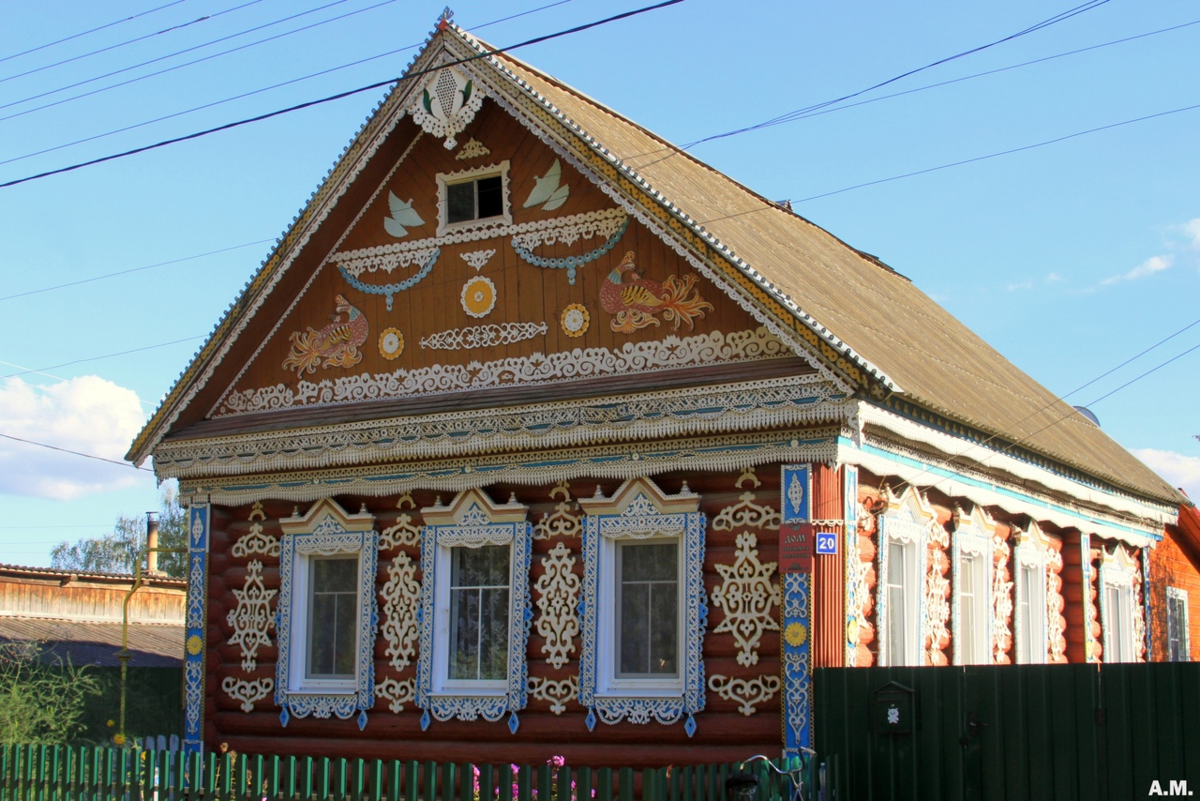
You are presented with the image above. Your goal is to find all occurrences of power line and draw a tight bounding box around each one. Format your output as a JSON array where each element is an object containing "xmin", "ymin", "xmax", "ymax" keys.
[
  {"xmin": 0, "ymin": 336, "xmax": 204, "ymax": 380},
  {"xmin": 0, "ymin": 0, "xmax": 191, "ymax": 67},
  {"xmin": 0, "ymin": 0, "xmax": 686, "ymax": 190},
  {"xmin": 0, "ymin": 239, "xmax": 272, "ymax": 302},
  {"xmin": 0, "ymin": 0, "xmax": 267, "ymax": 86},
  {"xmin": 0, "ymin": 0, "xmax": 384, "ymax": 120},
  {"xmin": 0, "ymin": 0, "xmax": 578, "ymax": 169},
  {"xmin": 0, "ymin": 432, "xmax": 150, "ymax": 471}
]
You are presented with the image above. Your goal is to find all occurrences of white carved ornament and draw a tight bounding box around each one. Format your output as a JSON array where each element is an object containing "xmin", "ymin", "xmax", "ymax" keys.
[
  {"xmin": 408, "ymin": 66, "xmax": 483, "ymax": 149},
  {"xmin": 379, "ymin": 494, "xmax": 421, "ymax": 550},
  {"xmin": 533, "ymin": 481, "xmax": 581, "ymax": 540},
  {"xmin": 375, "ymin": 677, "xmax": 416, "ymax": 713},
  {"xmin": 420, "ymin": 322, "xmax": 548, "ymax": 351},
  {"xmin": 992, "ymin": 530, "xmax": 1014, "ymax": 663},
  {"xmin": 460, "ymin": 248, "xmax": 495, "ymax": 271},
  {"xmin": 456, "ymin": 138, "xmax": 490, "ymax": 160},
  {"xmin": 380, "ymin": 551, "xmax": 420, "ymax": 672},
  {"xmin": 226, "ymin": 559, "xmax": 276, "ymax": 673},
  {"xmin": 231, "ymin": 501, "xmax": 280, "ymax": 558},
  {"xmin": 528, "ymin": 675, "xmax": 577, "ymax": 715},
  {"xmin": 1047, "ymin": 547, "xmax": 1067, "ymax": 662},
  {"xmin": 707, "ymin": 674, "xmax": 781, "ymax": 716},
  {"xmin": 534, "ymin": 541, "xmax": 580, "ymax": 669},
  {"xmin": 711, "ymin": 492, "xmax": 781, "ymax": 532},
  {"xmin": 925, "ymin": 521, "xmax": 951, "ymax": 665},
  {"xmin": 711, "ymin": 531, "xmax": 779, "ymax": 667},
  {"xmin": 221, "ymin": 677, "xmax": 274, "ymax": 713}
]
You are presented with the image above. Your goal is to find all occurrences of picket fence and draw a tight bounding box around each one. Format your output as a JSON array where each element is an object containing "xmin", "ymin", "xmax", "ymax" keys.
[{"xmin": 0, "ymin": 745, "xmax": 810, "ymax": 801}]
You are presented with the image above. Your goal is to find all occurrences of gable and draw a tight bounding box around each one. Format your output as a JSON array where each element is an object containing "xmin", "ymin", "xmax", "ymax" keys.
[{"xmin": 201, "ymin": 97, "xmax": 812, "ymax": 422}]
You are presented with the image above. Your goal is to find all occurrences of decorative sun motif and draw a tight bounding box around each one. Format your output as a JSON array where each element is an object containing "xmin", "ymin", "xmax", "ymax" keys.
[
  {"xmin": 186, "ymin": 634, "xmax": 203, "ymax": 656},
  {"xmin": 379, "ymin": 328, "xmax": 405, "ymax": 360},
  {"xmin": 560, "ymin": 303, "xmax": 589, "ymax": 337},
  {"xmin": 784, "ymin": 621, "xmax": 807, "ymax": 647},
  {"xmin": 461, "ymin": 276, "xmax": 497, "ymax": 318}
]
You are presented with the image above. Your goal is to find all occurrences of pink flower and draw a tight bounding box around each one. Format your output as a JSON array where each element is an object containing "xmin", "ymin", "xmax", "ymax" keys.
[{"xmin": 549, "ymin": 756, "xmax": 566, "ymax": 768}]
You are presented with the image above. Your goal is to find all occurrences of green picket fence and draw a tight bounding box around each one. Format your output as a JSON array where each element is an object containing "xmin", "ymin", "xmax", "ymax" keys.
[{"xmin": 0, "ymin": 745, "xmax": 811, "ymax": 801}]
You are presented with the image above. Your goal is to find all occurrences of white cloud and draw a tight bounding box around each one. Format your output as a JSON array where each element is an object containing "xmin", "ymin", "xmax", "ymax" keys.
[
  {"xmin": 1130, "ymin": 448, "xmax": 1200, "ymax": 501},
  {"xmin": 1179, "ymin": 217, "xmax": 1200, "ymax": 249},
  {"xmin": 1006, "ymin": 273, "xmax": 1063, "ymax": 292},
  {"xmin": 0, "ymin": 376, "xmax": 147, "ymax": 499},
  {"xmin": 1101, "ymin": 254, "xmax": 1174, "ymax": 286}
]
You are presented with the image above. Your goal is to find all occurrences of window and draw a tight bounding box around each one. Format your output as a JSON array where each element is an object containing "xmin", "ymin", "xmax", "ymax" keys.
[
  {"xmin": 1105, "ymin": 584, "xmax": 1134, "ymax": 662},
  {"xmin": 878, "ymin": 490, "xmax": 930, "ymax": 667},
  {"xmin": 416, "ymin": 489, "xmax": 532, "ymax": 729},
  {"xmin": 1099, "ymin": 546, "xmax": 1143, "ymax": 663},
  {"xmin": 1016, "ymin": 563, "xmax": 1045, "ymax": 664},
  {"xmin": 952, "ymin": 508, "xmax": 994, "ymax": 666},
  {"xmin": 436, "ymin": 162, "xmax": 511, "ymax": 234},
  {"xmin": 1166, "ymin": 587, "xmax": 1190, "ymax": 662},
  {"xmin": 276, "ymin": 499, "xmax": 378, "ymax": 727},
  {"xmin": 578, "ymin": 478, "xmax": 706, "ymax": 733}
]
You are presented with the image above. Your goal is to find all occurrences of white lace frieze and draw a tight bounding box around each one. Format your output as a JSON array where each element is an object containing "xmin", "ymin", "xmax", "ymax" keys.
[
  {"xmin": 707, "ymin": 674, "xmax": 780, "ymax": 716},
  {"xmin": 231, "ymin": 501, "xmax": 279, "ymax": 558},
  {"xmin": 533, "ymin": 481, "xmax": 581, "ymax": 540},
  {"xmin": 221, "ymin": 677, "xmax": 274, "ymax": 713},
  {"xmin": 420, "ymin": 322, "xmax": 547, "ymax": 351},
  {"xmin": 407, "ymin": 65, "xmax": 483, "ymax": 149},
  {"xmin": 226, "ymin": 559, "xmax": 276, "ymax": 673},
  {"xmin": 380, "ymin": 551, "xmax": 420, "ymax": 672},
  {"xmin": 711, "ymin": 532, "xmax": 779, "ymax": 667},
  {"xmin": 216, "ymin": 328, "xmax": 788, "ymax": 416},
  {"xmin": 534, "ymin": 542, "xmax": 580, "ymax": 669},
  {"xmin": 523, "ymin": 159, "xmax": 570, "ymax": 211}
]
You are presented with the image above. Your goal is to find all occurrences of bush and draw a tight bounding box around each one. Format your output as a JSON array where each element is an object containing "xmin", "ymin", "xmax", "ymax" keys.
[{"xmin": 0, "ymin": 641, "xmax": 100, "ymax": 744}]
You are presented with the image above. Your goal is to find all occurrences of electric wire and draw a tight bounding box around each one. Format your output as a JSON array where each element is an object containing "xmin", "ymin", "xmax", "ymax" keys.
[
  {"xmin": 0, "ymin": 0, "xmax": 267, "ymax": 86},
  {"xmin": 0, "ymin": 336, "xmax": 205, "ymax": 380},
  {"xmin": 0, "ymin": 0, "xmax": 190, "ymax": 67},
  {"xmin": 0, "ymin": 0, "xmax": 383, "ymax": 120},
  {"xmin": 0, "ymin": 432, "xmax": 151, "ymax": 471},
  {"xmin": 0, "ymin": 0, "xmax": 579, "ymax": 169},
  {"xmin": 0, "ymin": 0, "xmax": 686, "ymax": 190}
]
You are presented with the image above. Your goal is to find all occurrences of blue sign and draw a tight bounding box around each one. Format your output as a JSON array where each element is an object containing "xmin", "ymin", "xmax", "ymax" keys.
[{"xmin": 815, "ymin": 531, "xmax": 838, "ymax": 555}]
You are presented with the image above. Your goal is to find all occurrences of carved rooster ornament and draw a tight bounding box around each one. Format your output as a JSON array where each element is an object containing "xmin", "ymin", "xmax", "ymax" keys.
[
  {"xmin": 282, "ymin": 294, "xmax": 369, "ymax": 375},
  {"xmin": 599, "ymin": 251, "xmax": 713, "ymax": 334}
]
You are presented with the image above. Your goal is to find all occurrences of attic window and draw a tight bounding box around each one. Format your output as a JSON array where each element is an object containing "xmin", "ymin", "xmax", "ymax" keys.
[{"xmin": 437, "ymin": 162, "xmax": 511, "ymax": 235}]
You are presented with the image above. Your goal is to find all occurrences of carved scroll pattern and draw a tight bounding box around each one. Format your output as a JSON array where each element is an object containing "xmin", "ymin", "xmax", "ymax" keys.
[
  {"xmin": 925, "ymin": 523, "xmax": 951, "ymax": 666},
  {"xmin": 991, "ymin": 530, "xmax": 1014, "ymax": 664},
  {"xmin": 1046, "ymin": 546, "xmax": 1067, "ymax": 663},
  {"xmin": 226, "ymin": 560, "xmax": 276, "ymax": 673},
  {"xmin": 379, "ymin": 494, "xmax": 421, "ymax": 550},
  {"xmin": 534, "ymin": 542, "xmax": 581, "ymax": 669},
  {"xmin": 533, "ymin": 481, "xmax": 580, "ymax": 539},
  {"xmin": 380, "ymin": 551, "xmax": 421, "ymax": 672},
  {"xmin": 375, "ymin": 677, "xmax": 416, "ymax": 713},
  {"xmin": 528, "ymin": 675, "xmax": 578, "ymax": 715},
  {"xmin": 231, "ymin": 501, "xmax": 279, "ymax": 558},
  {"xmin": 707, "ymin": 674, "xmax": 781, "ymax": 716},
  {"xmin": 711, "ymin": 492, "xmax": 781, "ymax": 532},
  {"xmin": 711, "ymin": 531, "xmax": 779, "ymax": 666},
  {"xmin": 221, "ymin": 677, "xmax": 274, "ymax": 712}
]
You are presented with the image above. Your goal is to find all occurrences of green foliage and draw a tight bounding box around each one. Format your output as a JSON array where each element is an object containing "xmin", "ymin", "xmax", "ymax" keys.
[
  {"xmin": 0, "ymin": 642, "xmax": 100, "ymax": 745},
  {"xmin": 50, "ymin": 485, "xmax": 187, "ymax": 578}
]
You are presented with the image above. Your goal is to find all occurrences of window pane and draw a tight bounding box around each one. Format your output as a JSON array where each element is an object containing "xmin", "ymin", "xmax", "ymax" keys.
[
  {"xmin": 617, "ymin": 541, "xmax": 678, "ymax": 677},
  {"xmin": 447, "ymin": 181, "xmax": 475, "ymax": 223},
  {"xmin": 476, "ymin": 176, "xmax": 503, "ymax": 218},
  {"xmin": 1017, "ymin": 565, "xmax": 1036, "ymax": 664},
  {"xmin": 449, "ymin": 545, "xmax": 510, "ymax": 681},
  {"xmin": 887, "ymin": 541, "xmax": 912, "ymax": 665},
  {"xmin": 961, "ymin": 555, "xmax": 977, "ymax": 663},
  {"xmin": 308, "ymin": 556, "xmax": 358, "ymax": 678},
  {"xmin": 1167, "ymin": 595, "xmax": 1186, "ymax": 662}
]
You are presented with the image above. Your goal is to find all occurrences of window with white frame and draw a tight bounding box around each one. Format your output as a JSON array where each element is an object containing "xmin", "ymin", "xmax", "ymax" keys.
[
  {"xmin": 1166, "ymin": 587, "xmax": 1190, "ymax": 662},
  {"xmin": 953, "ymin": 507, "xmax": 994, "ymax": 666},
  {"xmin": 436, "ymin": 162, "xmax": 511, "ymax": 235},
  {"xmin": 416, "ymin": 489, "xmax": 532, "ymax": 731},
  {"xmin": 1099, "ymin": 546, "xmax": 1142, "ymax": 664},
  {"xmin": 578, "ymin": 478, "xmax": 706, "ymax": 734},
  {"xmin": 276, "ymin": 499, "xmax": 378, "ymax": 728},
  {"xmin": 878, "ymin": 490, "xmax": 930, "ymax": 667},
  {"xmin": 1013, "ymin": 524, "xmax": 1049, "ymax": 665}
]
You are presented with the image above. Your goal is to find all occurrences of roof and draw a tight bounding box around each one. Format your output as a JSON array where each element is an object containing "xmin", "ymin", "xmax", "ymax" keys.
[
  {"xmin": 0, "ymin": 563, "xmax": 185, "ymax": 588},
  {"xmin": 0, "ymin": 617, "xmax": 183, "ymax": 667},
  {"xmin": 128, "ymin": 23, "xmax": 1180, "ymax": 507}
]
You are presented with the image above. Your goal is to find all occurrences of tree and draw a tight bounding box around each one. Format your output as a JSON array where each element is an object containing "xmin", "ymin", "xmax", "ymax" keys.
[
  {"xmin": 50, "ymin": 485, "xmax": 188, "ymax": 578},
  {"xmin": 0, "ymin": 641, "xmax": 100, "ymax": 744}
]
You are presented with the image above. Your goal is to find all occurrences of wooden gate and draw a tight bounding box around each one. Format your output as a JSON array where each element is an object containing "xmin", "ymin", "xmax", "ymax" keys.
[{"xmin": 815, "ymin": 663, "xmax": 1200, "ymax": 800}]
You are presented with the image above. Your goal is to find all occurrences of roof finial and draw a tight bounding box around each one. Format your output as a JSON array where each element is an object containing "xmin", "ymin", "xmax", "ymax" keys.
[{"xmin": 437, "ymin": 7, "xmax": 454, "ymax": 30}]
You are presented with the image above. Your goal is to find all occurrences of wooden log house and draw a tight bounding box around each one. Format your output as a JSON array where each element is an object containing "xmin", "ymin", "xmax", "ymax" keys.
[{"xmin": 127, "ymin": 17, "xmax": 1188, "ymax": 766}]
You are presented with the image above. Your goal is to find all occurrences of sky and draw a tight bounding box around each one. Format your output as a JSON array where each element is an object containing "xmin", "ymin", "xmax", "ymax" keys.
[{"xmin": 1, "ymin": 0, "xmax": 1198, "ymax": 567}]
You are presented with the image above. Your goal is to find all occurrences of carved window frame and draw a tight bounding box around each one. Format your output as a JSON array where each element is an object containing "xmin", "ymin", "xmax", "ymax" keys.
[
  {"xmin": 1013, "ymin": 522, "xmax": 1050, "ymax": 665},
  {"xmin": 1099, "ymin": 546, "xmax": 1140, "ymax": 663},
  {"xmin": 275, "ymin": 499, "xmax": 378, "ymax": 729},
  {"xmin": 578, "ymin": 478, "xmax": 707, "ymax": 735},
  {"xmin": 416, "ymin": 489, "xmax": 532, "ymax": 732},
  {"xmin": 435, "ymin": 161, "xmax": 512, "ymax": 236},
  {"xmin": 1166, "ymin": 586, "xmax": 1190, "ymax": 662},
  {"xmin": 952, "ymin": 506, "xmax": 994, "ymax": 666},
  {"xmin": 877, "ymin": 488, "xmax": 930, "ymax": 667}
]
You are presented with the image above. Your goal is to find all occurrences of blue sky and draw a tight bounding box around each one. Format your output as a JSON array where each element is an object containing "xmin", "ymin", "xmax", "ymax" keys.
[{"xmin": 2, "ymin": 0, "xmax": 1198, "ymax": 566}]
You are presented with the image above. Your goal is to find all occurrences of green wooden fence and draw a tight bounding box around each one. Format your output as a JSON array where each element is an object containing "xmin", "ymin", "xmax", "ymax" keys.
[
  {"xmin": 815, "ymin": 662, "xmax": 1200, "ymax": 800},
  {"xmin": 0, "ymin": 745, "xmax": 810, "ymax": 801}
]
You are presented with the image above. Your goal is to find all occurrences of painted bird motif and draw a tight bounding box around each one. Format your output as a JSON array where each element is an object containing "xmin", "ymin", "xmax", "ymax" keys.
[
  {"xmin": 281, "ymin": 294, "xmax": 369, "ymax": 375},
  {"xmin": 600, "ymin": 251, "xmax": 714, "ymax": 334}
]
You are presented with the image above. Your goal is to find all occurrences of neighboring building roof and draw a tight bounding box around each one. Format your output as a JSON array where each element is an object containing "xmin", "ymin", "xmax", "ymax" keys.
[
  {"xmin": 0, "ymin": 563, "xmax": 185, "ymax": 587},
  {"xmin": 126, "ymin": 23, "xmax": 1179, "ymax": 507},
  {"xmin": 0, "ymin": 617, "xmax": 183, "ymax": 667}
]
